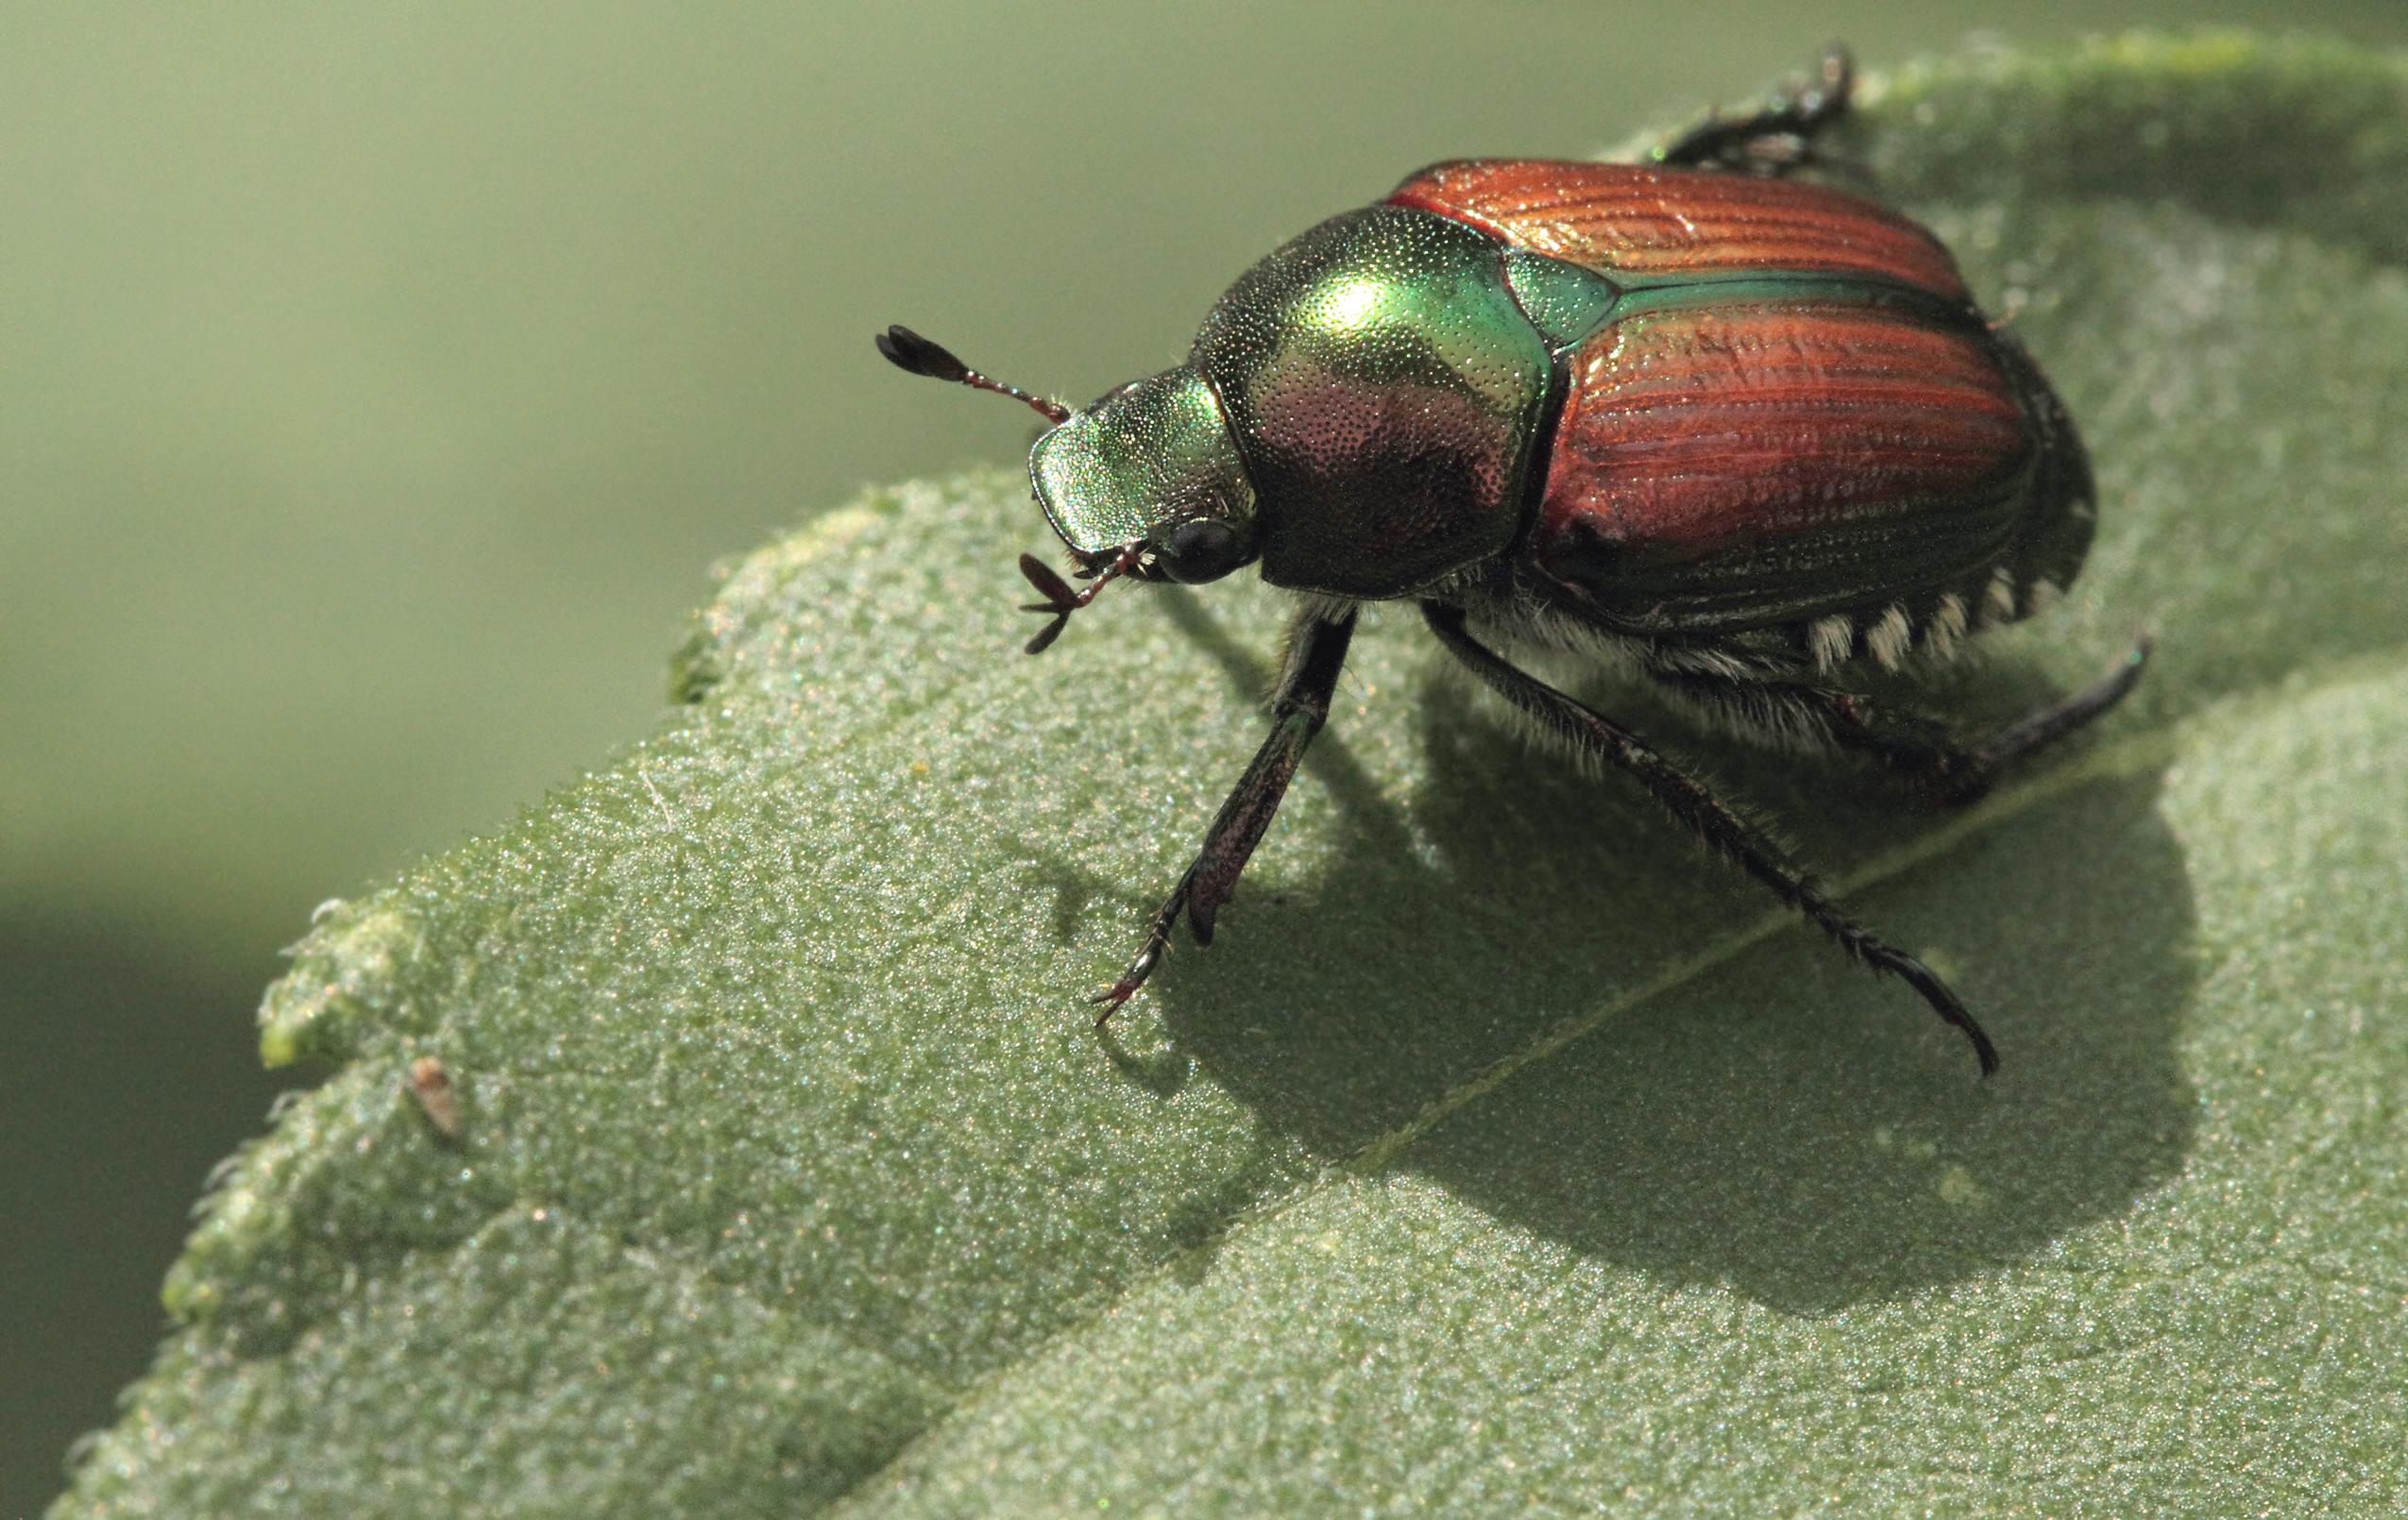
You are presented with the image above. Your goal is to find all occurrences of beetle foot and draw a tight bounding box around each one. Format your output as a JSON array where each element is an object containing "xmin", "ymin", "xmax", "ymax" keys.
[
  {"xmin": 1090, "ymin": 874, "xmax": 1194, "ymax": 1024},
  {"xmin": 1831, "ymin": 920, "xmax": 2000, "ymax": 1077},
  {"xmin": 1088, "ymin": 974, "xmax": 1145, "ymax": 1027},
  {"xmin": 1656, "ymin": 43, "xmax": 1857, "ymax": 175},
  {"xmin": 1090, "ymin": 938, "xmax": 1170, "ymax": 1027},
  {"xmin": 1961, "ymin": 634, "xmax": 2153, "ymax": 788}
]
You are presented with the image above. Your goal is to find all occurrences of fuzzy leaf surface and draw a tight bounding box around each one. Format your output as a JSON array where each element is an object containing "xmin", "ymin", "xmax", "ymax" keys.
[{"xmin": 57, "ymin": 35, "xmax": 2408, "ymax": 1518}]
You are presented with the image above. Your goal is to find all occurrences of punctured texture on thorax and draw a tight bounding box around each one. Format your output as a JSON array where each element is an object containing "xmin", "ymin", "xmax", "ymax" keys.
[{"xmin": 1194, "ymin": 205, "xmax": 1552, "ymax": 600}]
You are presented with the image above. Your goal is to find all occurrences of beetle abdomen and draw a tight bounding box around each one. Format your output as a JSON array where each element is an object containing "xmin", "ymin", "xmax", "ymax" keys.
[{"xmin": 1389, "ymin": 160, "xmax": 1968, "ymax": 298}]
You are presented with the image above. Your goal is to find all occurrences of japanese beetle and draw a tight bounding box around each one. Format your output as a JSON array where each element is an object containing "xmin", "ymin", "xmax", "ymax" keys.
[{"xmin": 877, "ymin": 47, "xmax": 2145, "ymax": 1076}]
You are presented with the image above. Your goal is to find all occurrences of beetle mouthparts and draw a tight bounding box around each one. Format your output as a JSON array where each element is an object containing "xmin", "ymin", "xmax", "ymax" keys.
[
  {"xmin": 1014, "ymin": 545, "xmax": 1141, "ymax": 656},
  {"xmin": 876, "ymin": 324, "xmax": 1072, "ymax": 426}
]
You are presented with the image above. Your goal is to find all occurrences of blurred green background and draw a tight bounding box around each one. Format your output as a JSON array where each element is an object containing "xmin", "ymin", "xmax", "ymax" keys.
[{"xmin": 5, "ymin": 2, "xmax": 2403, "ymax": 1511}]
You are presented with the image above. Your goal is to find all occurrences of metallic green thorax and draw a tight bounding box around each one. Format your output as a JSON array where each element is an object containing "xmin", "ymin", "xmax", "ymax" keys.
[
  {"xmin": 1026, "ymin": 206, "xmax": 1556, "ymax": 599},
  {"xmin": 1195, "ymin": 206, "xmax": 1552, "ymax": 598},
  {"xmin": 1029, "ymin": 368, "xmax": 1252, "ymax": 558}
]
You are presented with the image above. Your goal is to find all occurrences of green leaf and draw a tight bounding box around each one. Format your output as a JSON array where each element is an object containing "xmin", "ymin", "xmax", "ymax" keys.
[{"xmin": 56, "ymin": 33, "xmax": 2408, "ymax": 1517}]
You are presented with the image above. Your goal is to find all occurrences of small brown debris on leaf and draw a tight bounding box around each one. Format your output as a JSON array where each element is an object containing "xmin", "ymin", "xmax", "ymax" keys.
[{"xmin": 407, "ymin": 1056, "xmax": 461, "ymax": 1139}]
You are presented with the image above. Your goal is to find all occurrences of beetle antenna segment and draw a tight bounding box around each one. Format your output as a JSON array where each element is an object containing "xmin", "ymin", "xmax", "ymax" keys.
[
  {"xmin": 1016, "ymin": 545, "xmax": 1142, "ymax": 655},
  {"xmin": 876, "ymin": 324, "xmax": 1072, "ymax": 425}
]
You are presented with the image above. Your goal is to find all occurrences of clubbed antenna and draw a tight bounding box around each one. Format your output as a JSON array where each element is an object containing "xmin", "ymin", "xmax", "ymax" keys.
[{"xmin": 876, "ymin": 324, "xmax": 1071, "ymax": 426}]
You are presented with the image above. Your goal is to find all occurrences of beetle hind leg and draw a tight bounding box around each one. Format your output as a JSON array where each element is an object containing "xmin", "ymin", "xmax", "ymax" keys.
[
  {"xmin": 1644, "ymin": 637, "xmax": 2151, "ymax": 802},
  {"xmin": 1657, "ymin": 44, "xmax": 1855, "ymax": 175},
  {"xmin": 1425, "ymin": 601, "xmax": 1998, "ymax": 1076}
]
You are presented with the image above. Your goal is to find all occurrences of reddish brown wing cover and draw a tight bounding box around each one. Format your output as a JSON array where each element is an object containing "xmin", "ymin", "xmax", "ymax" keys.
[
  {"xmin": 1531, "ymin": 298, "xmax": 2033, "ymax": 631},
  {"xmin": 1388, "ymin": 160, "xmax": 1970, "ymax": 298}
]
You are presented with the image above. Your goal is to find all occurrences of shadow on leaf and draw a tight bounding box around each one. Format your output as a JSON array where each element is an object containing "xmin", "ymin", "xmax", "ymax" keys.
[{"xmin": 1149, "ymin": 661, "xmax": 2196, "ymax": 1315}]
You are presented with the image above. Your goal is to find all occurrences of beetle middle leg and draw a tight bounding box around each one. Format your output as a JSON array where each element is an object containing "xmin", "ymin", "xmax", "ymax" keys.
[
  {"xmin": 1423, "ymin": 600, "xmax": 1999, "ymax": 1075},
  {"xmin": 1657, "ymin": 43, "xmax": 1854, "ymax": 175},
  {"xmin": 1091, "ymin": 602, "xmax": 1358, "ymax": 1022},
  {"xmin": 1644, "ymin": 638, "xmax": 2151, "ymax": 802}
]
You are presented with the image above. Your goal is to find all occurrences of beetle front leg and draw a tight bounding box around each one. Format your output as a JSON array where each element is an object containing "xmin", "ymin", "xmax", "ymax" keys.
[
  {"xmin": 1091, "ymin": 603, "xmax": 1359, "ymax": 1023},
  {"xmin": 1424, "ymin": 601, "xmax": 1999, "ymax": 1076},
  {"xmin": 1657, "ymin": 43, "xmax": 1854, "ymax": 175}
]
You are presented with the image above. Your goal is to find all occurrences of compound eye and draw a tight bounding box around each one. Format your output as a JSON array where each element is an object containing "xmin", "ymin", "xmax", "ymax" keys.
[{"xmin": 1157, "ymin": 517, "xmax": 1247, "ymax": 584}]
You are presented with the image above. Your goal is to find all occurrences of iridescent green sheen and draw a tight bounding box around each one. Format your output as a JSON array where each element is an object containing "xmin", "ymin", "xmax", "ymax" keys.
[
  {"xmin": 1501, "ymin": 249, "xmax": 1622, "ymax": 349},
  {"xmin": 1606, "ymin": 271, "xmax": 1963, "ymax": 320},
  {"xmin": 1028, "ymin": 367, "xmax": 1253, "ymax": 557},
  {"xmin": 1194, "ymin": 206, "xmax": 1552, "ymax": 599}
]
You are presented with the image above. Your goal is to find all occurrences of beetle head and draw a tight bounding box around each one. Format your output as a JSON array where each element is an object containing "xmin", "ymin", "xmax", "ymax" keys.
[
  {"xmin": 878, "ymin": 326, "xmax": 1260, "ymax": 650},
  {"xmin": 1029, "ymin": 365, "xmax": 1258, "ymax": 586}
]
